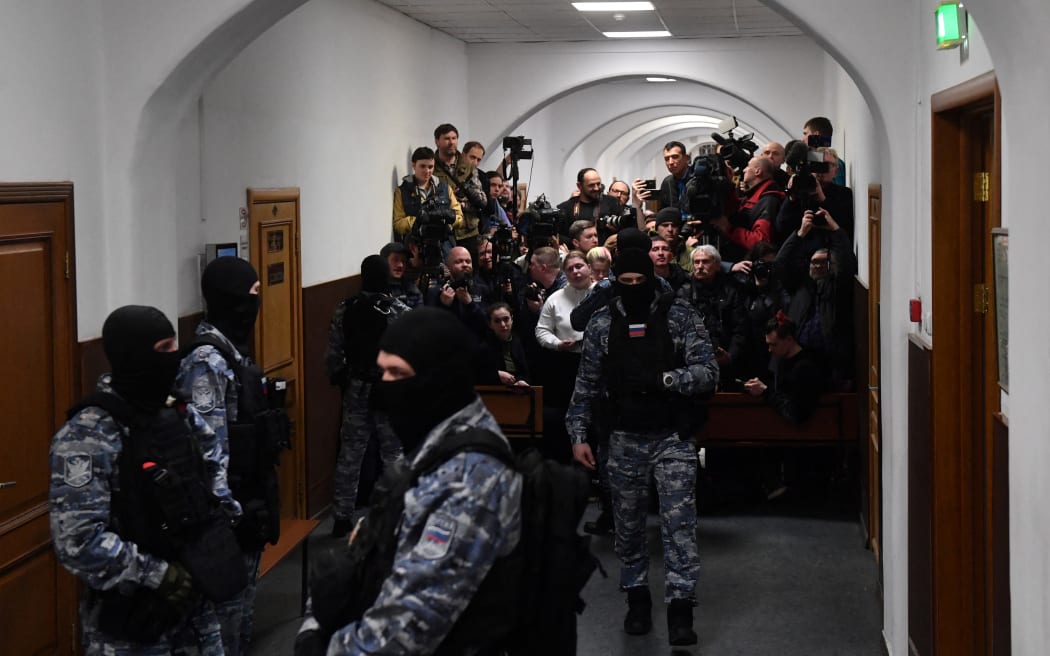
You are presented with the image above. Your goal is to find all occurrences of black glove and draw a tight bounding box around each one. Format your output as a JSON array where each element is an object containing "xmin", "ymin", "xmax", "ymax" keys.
[
  {"xmin": 156, "ymin": 562, "xmax": 195, "ymax": 614},
  {"xmin": 294, "ymin": 629, "xmax": 328, "ymax": 656}
]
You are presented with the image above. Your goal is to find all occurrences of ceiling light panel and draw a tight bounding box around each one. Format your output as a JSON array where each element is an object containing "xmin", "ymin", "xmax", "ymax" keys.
[
  {"xmin": 572, "ymin": 2, "xmax": 655, "ymax": 11},
  {"xmin": 603, "ymin": 30, "xmax": 672, "ymax": 38}
]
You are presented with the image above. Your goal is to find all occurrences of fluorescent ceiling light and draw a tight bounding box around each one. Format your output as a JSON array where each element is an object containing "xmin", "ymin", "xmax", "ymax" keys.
[
  {"xmin": 603, "ymin": 30, "xmax": 672, "ymax": 38},
  {"xmin": 646, "ymin": 76, "xmax": 677, "ymax": 82},
  {"xmin": 573, "ymin": 2, "xmax": 655, "ymax": 11}
]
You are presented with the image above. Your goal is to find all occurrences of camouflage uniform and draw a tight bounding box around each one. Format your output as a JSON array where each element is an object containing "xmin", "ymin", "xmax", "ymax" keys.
[
  {"xmin": 49, "ymin": 376, "xmax": 227, "ymax": 655},
  {"xmin": 175, "ymin": 322, "xmax": 257, "ymax": 656},
  {"xmin": 566, "ymin": 296, "xmax": 718, "ymax": 602},
  {"xmin": 325, "ymin": 296, "xmax": 410, "ymax": 521},
  {"xmin": 325, "ymin": 397, "xmax": 523, "ymax": 655}
]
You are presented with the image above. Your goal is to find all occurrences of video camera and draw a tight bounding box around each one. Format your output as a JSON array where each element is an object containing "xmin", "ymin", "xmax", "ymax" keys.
[
  {"xmin": 411, "ymin": 196, "xmax": 457, "ymax": 278},
  {"xmin": 519, "ymin": 194, "xmax": 560, "ymax": 251},
  {"xmin": 785, "ymin": 135, "xmax": 832, "ymax": 202},
  {"xmin": 682, "ymin": 153, "xmax": 734, "ymax": 227},
  {"xmin": 710, "ymin": 116, "xmax": 759, "ymax": 175},
  {"xmin": 503, "ymin": 135, "xmax": 533, "ymax": 161}
]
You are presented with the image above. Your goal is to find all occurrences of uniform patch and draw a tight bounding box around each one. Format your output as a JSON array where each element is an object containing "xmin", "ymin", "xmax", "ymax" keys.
[
  {"xmin": 191, "ymin": 377, "xmax": 218, "ymax": 413},
  {"xmin": 417, "ymin": 515, "xmax": 456, "ymax": 560},
  {"xmin": 628, "ymin": 323, "xmax": 646, "ymax": 338},
  {"xmin": 63, "ymin": 454, "xmax": 93, "ymax": 488}
]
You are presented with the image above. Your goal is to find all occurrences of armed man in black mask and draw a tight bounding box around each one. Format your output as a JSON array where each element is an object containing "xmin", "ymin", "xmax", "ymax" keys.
[
  {"xmin": 51, "ymin": 306, "xmax": 245, "ymax": 655},
  {"xmin": 177, "ymin": 256, "xmax": 290, "ymax": 656},
  {"xmin": 297, "ymin": 307, "xmax": 522, "ymax": 655},
  {"xmin": 566, "ymin": 248, "xmax": 718, "ymax": 647}
]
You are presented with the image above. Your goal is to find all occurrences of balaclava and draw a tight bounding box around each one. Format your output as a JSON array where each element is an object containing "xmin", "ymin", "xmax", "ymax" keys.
[
  {"xmin": 360, "ymin": 255, "xmax": 391, "ymax": 294},
  {"xmin": 201, "ymin": 256, "xmax": 260, "ymax": 353},
  {"xmin": 615, "ymin": 227, "xmax": 652, "ymax": 254},
  {"xmin": 376, "ymin": 307, "xmax": 478, "ymax": 454},
  {"xmin": 613, "ymin": 247, "xmax": 656, "ymax": 321},
  {"xmin": 103, "ymin": 305, "xmax": 180, "ymax": 411}
]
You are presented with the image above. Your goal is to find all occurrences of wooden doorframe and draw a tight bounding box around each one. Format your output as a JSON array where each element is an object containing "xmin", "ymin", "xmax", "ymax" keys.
[
  {"xmin": 246, "ymin": 187, "xmax": 306, "ymax": 518},
  {"xmin": 0, "ymin": 182, "xmax": 79, "ymax": 654},
  {"xmin": 929, "ymin": 71, "xmax": 1002, "ymax": 655},
  {"xmin": 866, "ymin": 183, "xmax": 882, "ymax": 568}
]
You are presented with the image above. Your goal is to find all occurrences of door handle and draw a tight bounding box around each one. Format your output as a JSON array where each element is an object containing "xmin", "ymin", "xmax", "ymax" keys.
[
  {"xmin": 0, "ymin": 481, "xmax": 16, "ymax": 489},
  {"xmin": 868, "ymin": 386, "xmax": 879, "ymax": 392}
]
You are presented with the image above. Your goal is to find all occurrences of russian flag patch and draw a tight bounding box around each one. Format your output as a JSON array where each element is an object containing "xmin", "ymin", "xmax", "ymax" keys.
[
  {"xmin": 628, "ymin": 323, "xmax": 646, "ymax": 338},
  {"xmin": 418, "ymin": 515, "xmax": 456, "ymax": 560}
]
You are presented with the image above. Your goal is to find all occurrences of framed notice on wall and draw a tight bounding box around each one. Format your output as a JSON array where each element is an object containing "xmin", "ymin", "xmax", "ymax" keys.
[{"xmin": 991, "ymin": 228, "xmax": 1008, "ymax": 392}]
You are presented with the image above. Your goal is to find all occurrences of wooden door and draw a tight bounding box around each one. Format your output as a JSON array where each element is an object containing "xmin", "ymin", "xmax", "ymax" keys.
[
  {"xmin": 0, "ymin": 184, "xmax": 78, "ymax": 654},
  {"xmin": 866, "ymin": 185, "xmax": 882, "ymax": 566},
  {"xmin": 248, "ymin": 189, "xmax": 305, "ymax": 519},
  {"xmin": 929, "ymin": 72, "xmax": 1003, "ymax": 656}
]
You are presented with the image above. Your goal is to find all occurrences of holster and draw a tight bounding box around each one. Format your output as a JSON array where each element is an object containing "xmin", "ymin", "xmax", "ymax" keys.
[{"xmin": 181, "ymin": 519, "xmax": 249, "ymax": 602}]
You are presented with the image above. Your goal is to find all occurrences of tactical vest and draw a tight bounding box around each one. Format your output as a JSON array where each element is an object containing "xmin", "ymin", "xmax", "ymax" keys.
[
  {"xmin": 341, "ymin": 293, "xmax": 396, "ymax": 381},
  {"xmin": 603, "ymin": 294, "xmax": 681, "ymax": 430},
  {"xmin": 191, "ymin": 335, "xmax": 290, "ymax": 552},
  {"xmin": 66, "ymin": 393, "xmax": 247, "ymax": 606}
]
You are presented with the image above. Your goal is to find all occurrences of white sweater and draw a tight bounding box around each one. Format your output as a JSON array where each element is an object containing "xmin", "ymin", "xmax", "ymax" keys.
[{"xmin": 535, "ymin": 283, "xmax": 594, "ymax": 353}]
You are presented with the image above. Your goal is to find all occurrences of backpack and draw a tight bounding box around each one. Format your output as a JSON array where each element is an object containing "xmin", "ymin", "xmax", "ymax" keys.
[{"xmin": 309, "ymin": 427, "xmax": 602, "ymax": 655}]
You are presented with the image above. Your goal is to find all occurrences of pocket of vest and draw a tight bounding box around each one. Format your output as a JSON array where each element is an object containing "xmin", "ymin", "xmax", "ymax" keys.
[{"xmin": 181, "ymin": 520, "xmax": 249, "ymax": 602}]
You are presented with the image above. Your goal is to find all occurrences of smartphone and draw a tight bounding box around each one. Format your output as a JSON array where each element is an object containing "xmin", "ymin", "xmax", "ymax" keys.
[{"xmin": 644, "ymin": 179, "xmax": 657, "ymax": 191}]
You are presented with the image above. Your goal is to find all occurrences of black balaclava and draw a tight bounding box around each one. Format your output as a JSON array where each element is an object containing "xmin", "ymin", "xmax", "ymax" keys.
[
  {"xmin": 615, "ymin": 227, "xmax": 651, "ymax": 254},
  {"xmin": 361, "ymin": 255, "xmax": 391, "ymax": 294},
  {"xmin": 613, "ymin": 247, "xmax": 656, "ymax": 321},
  {"xmin": 103, "ymin": 305, "xmax": 180, "ymax": 411},
  {"xmin": 375, "ymin": 307, "xmax": 478, "ymax": 454},
  {"xmin": 201, "ymin": 256, "xmax": 260, "ymax": 353}
]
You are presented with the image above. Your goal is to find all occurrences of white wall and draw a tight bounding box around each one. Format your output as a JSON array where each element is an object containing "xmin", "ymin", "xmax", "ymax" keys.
[{"xmin": 194, "ymin": 0, "xmax": 469, "ymax": 311}]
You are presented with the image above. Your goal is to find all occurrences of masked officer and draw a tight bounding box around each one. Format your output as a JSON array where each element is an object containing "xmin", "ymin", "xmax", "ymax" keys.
[
  {"xmin": 297, "ymin": 307, "xmax": 523, "ymax": 656},
  {"xmin": 566, "ymin": 248, "xmax": 718, "ymax": 647},
  {"xmin": 50, "ymin": 305, "xmax": 245, "ymax": 655},
  {"xmin": 177, "ymin": 256, "xmax": 289, "ymax": 655},
  {"xmin": 325, "ymin": 255, "xmax": 409, "ymax": 538}
]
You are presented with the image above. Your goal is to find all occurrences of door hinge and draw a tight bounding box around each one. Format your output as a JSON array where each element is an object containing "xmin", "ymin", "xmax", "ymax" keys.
[
  {"xmin": 64, "ymin": 251, "xmax": 70, "ymax": 279},
  {"xmin": 974, "ymin": 171, "xmax": 990, "ymax": 203},
  {"xmin": 973, "ymin": 283, "xmax": 989, "ymax": 314}
]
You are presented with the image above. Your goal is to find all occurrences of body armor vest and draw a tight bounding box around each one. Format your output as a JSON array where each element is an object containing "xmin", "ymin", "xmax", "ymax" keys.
[
  {"xmin": 342, "ymin": 293, "xmax": 395, "ymax": 381},
  {"xmin": 192, "ymin": 335, "xmax": 290, "ymax": 552},
  {"xmin": 66, "ymin": 392, "xmax": 247, "ymax": 605},
  {"xmin": 604, "ymin": 294, "xmax": 681, "ymax": 430}
]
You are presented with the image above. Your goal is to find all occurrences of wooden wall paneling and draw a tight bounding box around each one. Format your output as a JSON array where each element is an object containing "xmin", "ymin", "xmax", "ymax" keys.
[
  {"xmin": 990, "ymin": 412, "xmax": 1010, "ymax": 656},
  {"xmin": 853, "ymin": 278, "xmax": 871, "ymax": 547},
  {"xmin": 908, "ymin": 335, "xmax": 933, "ymax": 656},
  {"xmin": 302, "ymin": 275, "xmax": 359, "ymax": 516}
]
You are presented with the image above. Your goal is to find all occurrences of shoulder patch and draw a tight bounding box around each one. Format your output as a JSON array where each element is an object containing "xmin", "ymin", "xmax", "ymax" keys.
[
  {"xmin": 63, "ymin": 454, "xmax": 93, "ymax": 488},
  {"xmin": 191, "ymin": 376, "xmax": 219, "ymax": 413},
  {"xmin": 417, "ymin": 514, "xmax": 457, "ymax": 561}
]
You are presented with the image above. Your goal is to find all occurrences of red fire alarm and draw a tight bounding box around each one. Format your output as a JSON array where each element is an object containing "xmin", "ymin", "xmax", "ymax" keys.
[{"xmin": 909, "ymin": 298, "xmax": 922, "ymax": 323}]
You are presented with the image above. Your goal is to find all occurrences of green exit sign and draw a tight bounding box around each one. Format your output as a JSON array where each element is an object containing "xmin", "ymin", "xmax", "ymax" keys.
[{"xmin": 936, "ymin": 2, "xmax": 966, "ymax": 49}]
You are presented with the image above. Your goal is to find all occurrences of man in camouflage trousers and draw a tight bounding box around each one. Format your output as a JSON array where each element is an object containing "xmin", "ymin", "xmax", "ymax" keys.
[
  {"xmin": 296, "ymin": 307, "xmax": 522, "ymax": 655},
  {"xmin": 50, "ymin": 305, "xmax": 235, "ymax": 655},
  {"xmin": 325, "ymin": 255, "xmax": 409, "ymax": 538},
  {"xmin": 567, "ymin": 247, "xmax": 718, "ymax": 647}
]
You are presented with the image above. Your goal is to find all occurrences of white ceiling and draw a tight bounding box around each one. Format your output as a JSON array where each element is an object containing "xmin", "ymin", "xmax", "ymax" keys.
[{"xmin": 372, "ymin": 0, "xmax": 802, "ymax": 43}]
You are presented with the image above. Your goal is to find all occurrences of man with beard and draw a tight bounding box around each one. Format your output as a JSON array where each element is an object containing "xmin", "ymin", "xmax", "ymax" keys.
[
  {"xmin": 296, "ymin": 308, "xmax": 522, "ymax": 656},
  {"xmin": 556, "ymin": 168, "xmax": 620, "ymax": 241},
  {"xmin": 425, "ymin": 246, "xmax": 489, "ymax": 339},
  {"xmin": 567, "ymin": 248, "xmax": 718, "ymax": 647},
  {"xmin": 177, "ymin": 256, "xmax": 289, "ymax": 655},
  {"xmin": 51, "ymin": 306, "xmax": 242, "ymax": 655},
  {"xmin": 325, "ymin": 255, "xmax": 410, "ymax": 538},
  {"xmin": 433, "ymin": 123, "xmax": 488, "ymax": 261},
  {"xmin": 380, "ymin": 242, "xmax": 423, "ymax": 309}
]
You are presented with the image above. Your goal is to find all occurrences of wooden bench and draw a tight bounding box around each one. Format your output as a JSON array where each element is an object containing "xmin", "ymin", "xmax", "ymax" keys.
[
  {"xmin": 258, "ymin": 517, "xmax": 320, "ymax": 613},
  {"xmin": 476, "ymin": 385, "xmax": 544, "ymax": 439},
  {"xmin": 697, "ymin": 392, "xmax": 859, "ymax": 447}
]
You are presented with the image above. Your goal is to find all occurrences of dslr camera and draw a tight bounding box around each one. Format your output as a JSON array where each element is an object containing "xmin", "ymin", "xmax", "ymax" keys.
[
  {"xmin": 596, "ymin": 204, "xmax": 637, "ymax": 234},
  {"xmin": 751, "ymin": 259, "xmax": 773, "ymax": 281}
]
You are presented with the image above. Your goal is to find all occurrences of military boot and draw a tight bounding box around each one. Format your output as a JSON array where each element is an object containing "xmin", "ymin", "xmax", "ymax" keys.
[
  {"xmin": 623, "ymin": 586, "xmax": 652, "ymax": 635},
  {"xmin": 667, "ymin": 598, "xmax": 698, "ymax": 646}
]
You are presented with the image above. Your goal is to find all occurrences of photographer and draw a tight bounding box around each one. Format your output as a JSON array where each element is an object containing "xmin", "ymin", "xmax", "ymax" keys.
[
  {"xmin": 652, "ymin": 207, "xmax": 696, "ymax": 272},
  {"xmin": 707, "ymin": 156, "xmax": 782, "ymax": 263},
  {"xmin": 775, "ymin": 146, "xmax": 854, "ymax": 247},
  {"xmin": 433, "ymin": 124, "xmax": 488, "ymax": 261},
  {"xmin": 556, "ymin": 168, "xmax": 621, "ymax": 241},
  {"xmin": 637, "ymin": 141, "xmax": 691, "ymax": 217},
  {"xmin": 733, "ymin": 241, "xmax": 792, "ymax": 380},
  {"xmin": 392, "ymin": 146, "xmax": 464, "ymax": 263},
  {"xmin": 484, "ymin": 170, "xmax": 513, "ymax": 233},
  {"xmin": 424, "ymin": 246, "xmax": 489, "ymax": 340},
  {"xmin": 775, "ymin": 208, "xmax": 855, "ymax": 389}
]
